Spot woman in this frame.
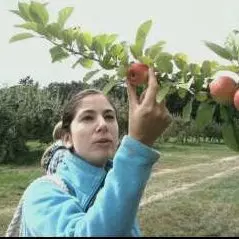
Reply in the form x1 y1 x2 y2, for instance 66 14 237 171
20 68 172 236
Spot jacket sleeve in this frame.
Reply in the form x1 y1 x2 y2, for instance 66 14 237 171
22 136 160 237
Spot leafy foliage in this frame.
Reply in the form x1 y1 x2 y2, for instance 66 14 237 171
0 82 62 163
9 1 239 152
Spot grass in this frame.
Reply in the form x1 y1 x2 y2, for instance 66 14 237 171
139 173 239 236
0 141 45 236
152 142 238 170
143 158 239 199
138 142 239 236
0 141 239 236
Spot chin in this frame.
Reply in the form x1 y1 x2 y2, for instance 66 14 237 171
91 152 114 165
97 148 114 158
96 153 113 161
89 156 108 167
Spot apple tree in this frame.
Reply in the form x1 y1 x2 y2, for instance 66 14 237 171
0 82 63 163
9 1 239 151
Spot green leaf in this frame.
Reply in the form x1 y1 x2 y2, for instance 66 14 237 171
117 65 128 78
145 41 166 59
92 35 107 56
29 1 49 25
224 32 239 61
204 41 233 61
105 34 118 49
46 23 62 39
157 52 172 61
58 7 74 28
156 84 171 103
77 32 93 49
16 22 46 35
194 75 205 91
62 29 76 45
112 42 128 64
80 58 94 69
174 53 188 70
49 46 69 63
14 22 38 32
100 53 116 70
83 69 100 82
109 44 124 58
99 60 115 70
189 63 201 75
222 123 239 151
130 44 142 59
220 105 239 151
178 88 187 99
119 52 129 65
201 60 212 77
18 2 31 21
9 10 22 18
220 105 231 122
156 52 173 73
71 59 81 69
195 103 215 130
138 56 153 66
102 76 118 95
176 78 194 95
182 98 193 122
214 64 239 73
9 33 35 43
195 91 208 102
72 58 94 69
135 20 152 53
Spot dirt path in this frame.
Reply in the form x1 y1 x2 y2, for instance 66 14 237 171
140 155 239 208
151 155 239 178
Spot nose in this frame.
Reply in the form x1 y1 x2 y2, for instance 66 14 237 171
95 115 108 133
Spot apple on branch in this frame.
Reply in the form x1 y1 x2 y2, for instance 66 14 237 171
127 63 149 86
209 71 239 105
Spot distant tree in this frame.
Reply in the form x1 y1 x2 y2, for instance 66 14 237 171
19 75 34 86
0 84 62 163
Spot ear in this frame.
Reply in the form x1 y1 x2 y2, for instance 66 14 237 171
63 132 73 149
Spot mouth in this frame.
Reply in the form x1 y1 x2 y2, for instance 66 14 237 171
94 138 112 145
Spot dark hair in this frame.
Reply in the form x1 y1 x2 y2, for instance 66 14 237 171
62 89 117 132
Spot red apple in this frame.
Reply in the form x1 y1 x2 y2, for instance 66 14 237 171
234 89 239 110
209 76 238 105
127 63 149 86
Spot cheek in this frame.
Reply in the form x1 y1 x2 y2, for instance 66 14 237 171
111 122 119 142
71 127 92 154
70 123 90 143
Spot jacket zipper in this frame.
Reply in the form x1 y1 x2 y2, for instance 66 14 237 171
84 172 107 211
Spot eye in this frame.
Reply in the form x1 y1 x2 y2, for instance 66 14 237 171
82 115 94 121
105 115 115 120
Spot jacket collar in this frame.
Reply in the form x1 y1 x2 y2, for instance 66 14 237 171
57 150 112 211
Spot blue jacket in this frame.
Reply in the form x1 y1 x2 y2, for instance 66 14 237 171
20 136 160 237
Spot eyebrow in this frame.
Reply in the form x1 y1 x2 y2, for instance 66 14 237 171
80 109 115 114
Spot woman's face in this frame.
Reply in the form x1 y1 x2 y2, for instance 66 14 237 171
64 94 119 167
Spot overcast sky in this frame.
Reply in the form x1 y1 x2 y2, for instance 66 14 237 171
1 0 239 87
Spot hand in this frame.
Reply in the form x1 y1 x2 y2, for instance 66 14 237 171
127 68 172 147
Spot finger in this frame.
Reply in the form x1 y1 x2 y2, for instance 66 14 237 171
156 99 171 118
143 68 159 106
154 98 171 124
139 89 147 104
126 79 138 107
158 98 166 107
